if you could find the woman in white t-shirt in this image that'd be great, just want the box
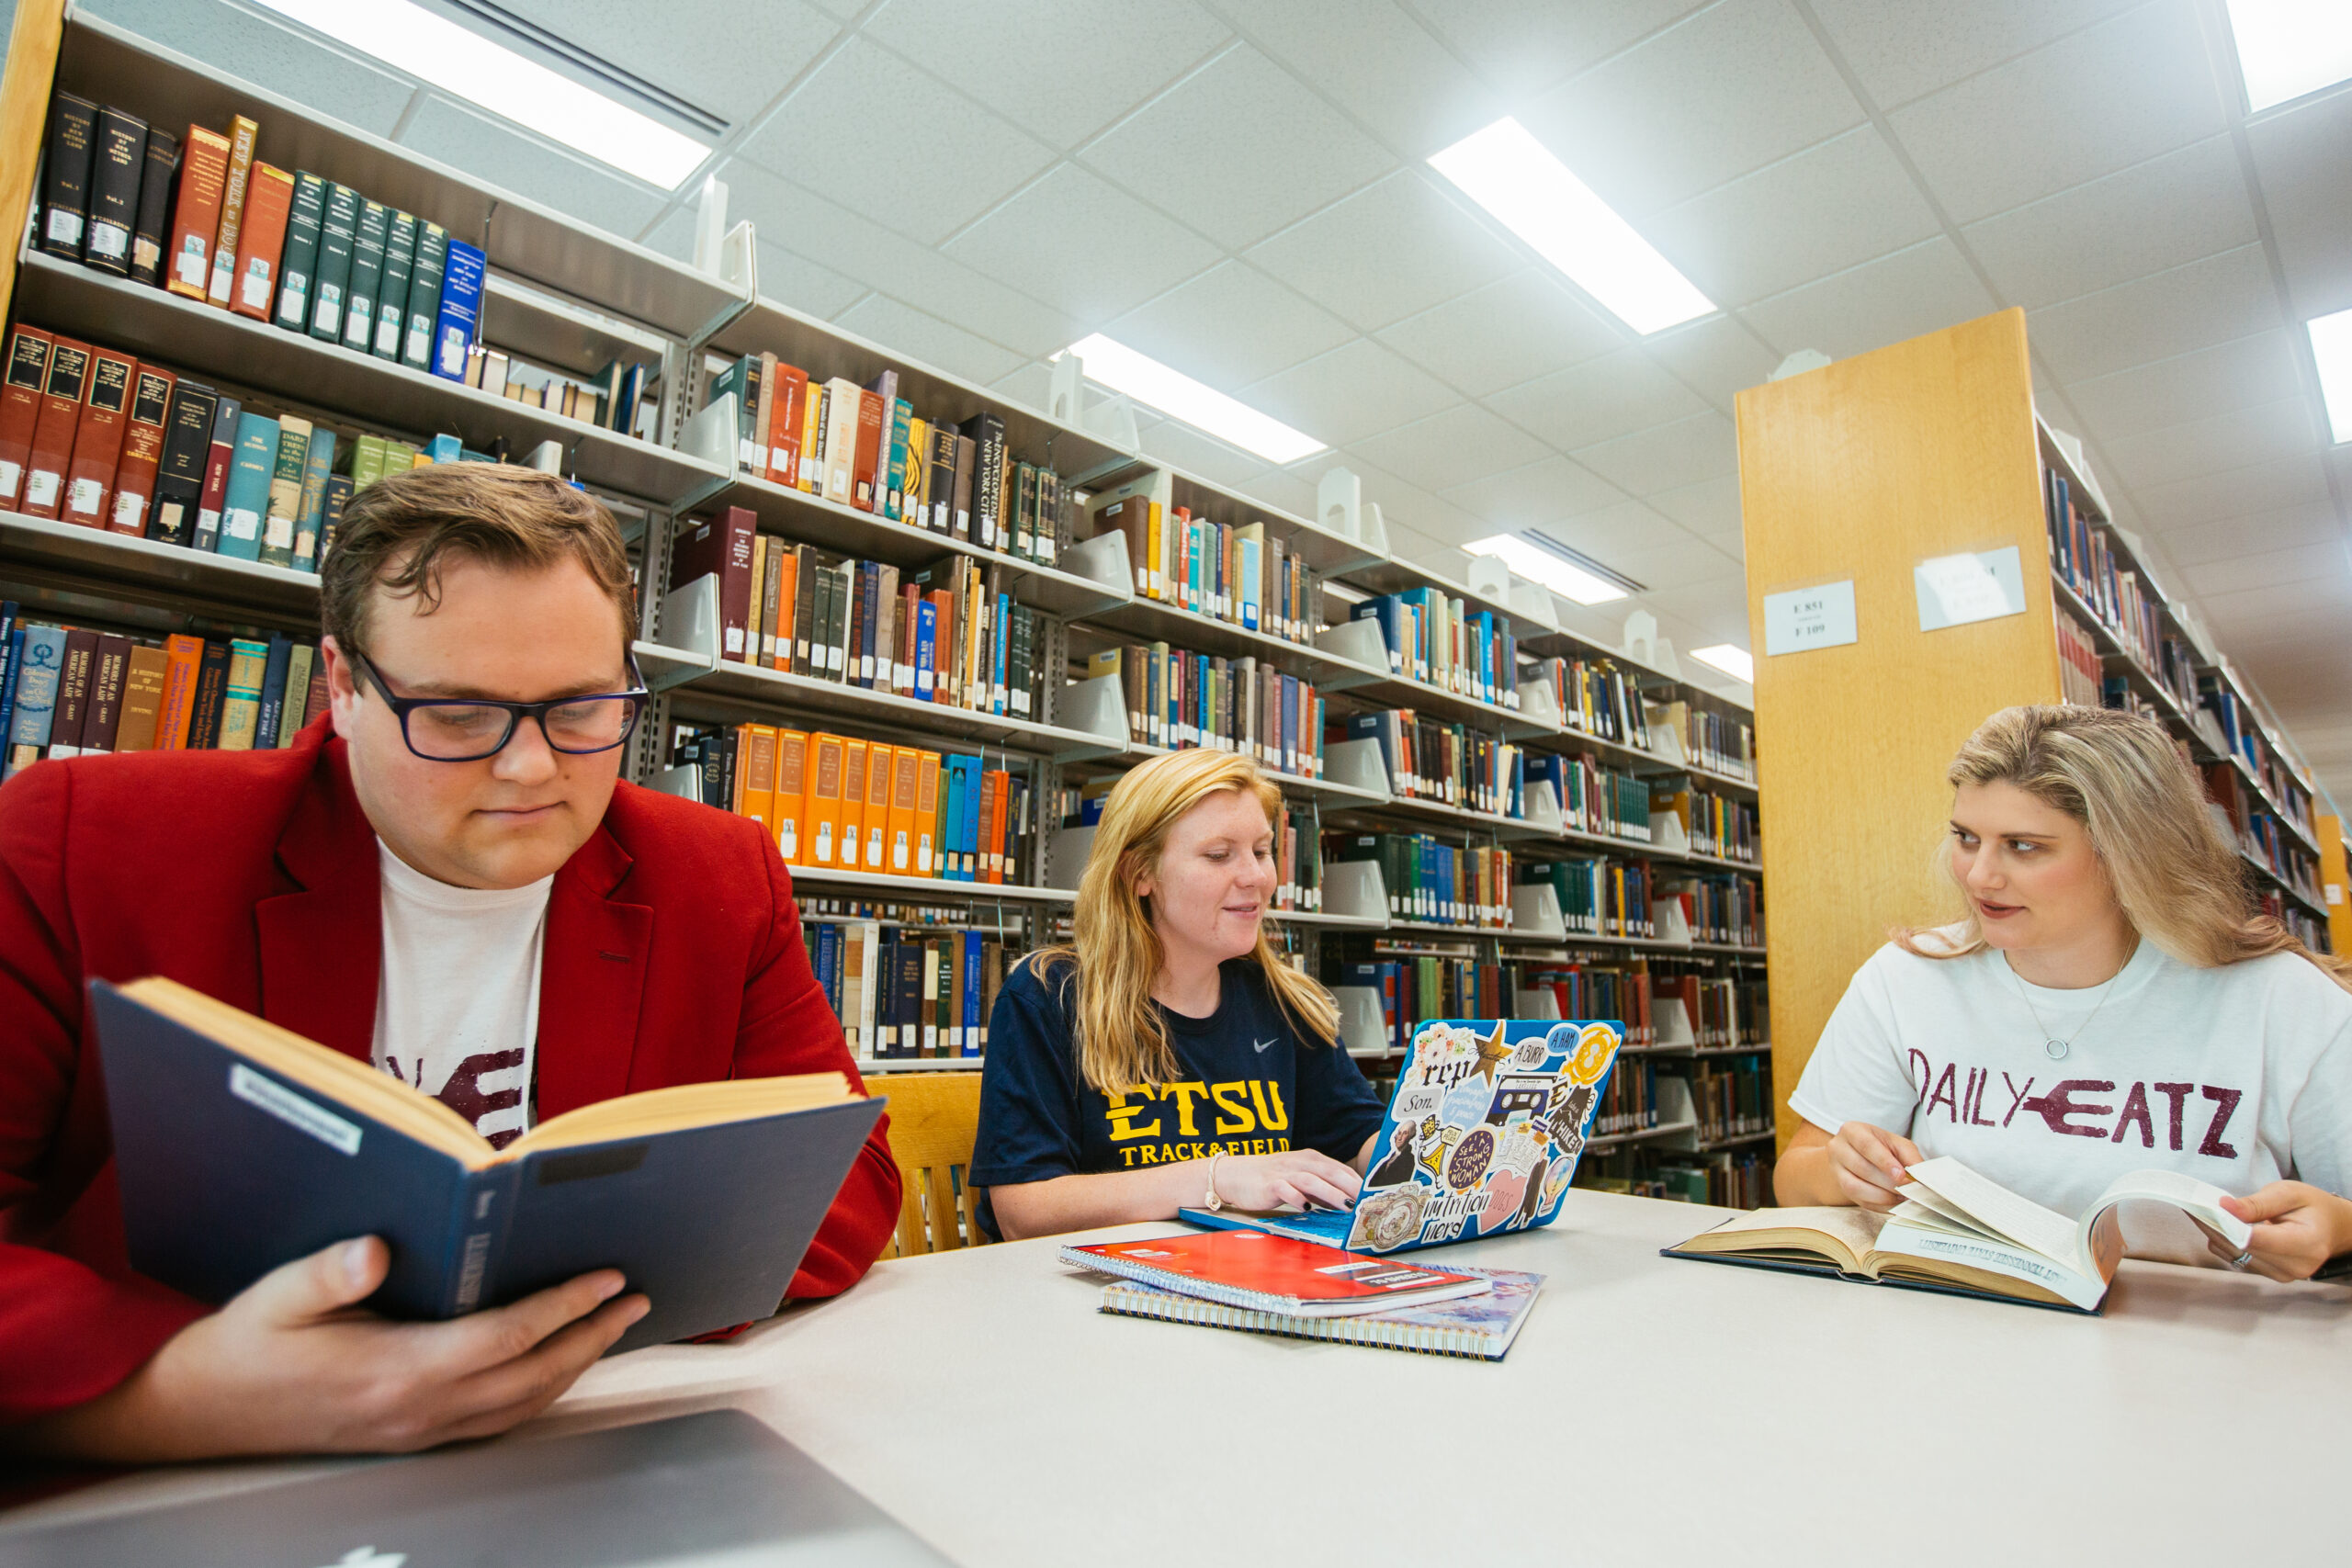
[1776,704,2352,1281]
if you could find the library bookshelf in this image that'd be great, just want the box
[1736,307,2331,1148]
[0,4,1773,1206]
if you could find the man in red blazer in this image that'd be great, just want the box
[0,465,899,1461]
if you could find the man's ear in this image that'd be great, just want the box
[319,636,362,741]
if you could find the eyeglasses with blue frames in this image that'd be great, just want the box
[351,652,650,763]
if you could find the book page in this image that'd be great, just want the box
[514,1073,854,1154]
[1889,1185,1996,1237]
[1675,1205,1885,1273]
[1904,1156,2078,1265]
[1871,1219,2104,1311]
[2075,1168,2252,1278]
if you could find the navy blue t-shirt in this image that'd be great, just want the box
[970,956,1386,1236]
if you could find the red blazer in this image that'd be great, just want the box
[0,716,899,1423]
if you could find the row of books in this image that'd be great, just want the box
[2054,604,2103,708]
[1332,941,1508,1055]
[1686,1059,1770,1145]
[2205,762,2322,902]
[1328,833,1516,930]
[1674,874,1765,948]
[1088,643,1328,781]
[1657,974,1768,1049]
[1533,654,1650,748]
[1656,700,1754,781]
[0,604,321,774]
[1518,957,1658,1047]
[2266,895,2328,953]
[713,356,1068,567]
[456,344,652,440]
[38,94,504,398]
[1522,857,1656,940]
[2199,674,2315,835]
[673,507,1053,724]
[675,723,1038,887]
[1091,477,1328,646]
[1657,784,1758,864]
[1589,1057,1658,1137]
[2045,468,2179,683]
[806,919,1013,1061]
[1348,589,1521,709]
[1340,709,1523,815]
[1532,753,1653,843]
[1645,1151,1770,1210]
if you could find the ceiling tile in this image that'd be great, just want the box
[1807,0,2143,112]
[1532,499,1691,566]
[1962,134,2258,310]
[2178,541,2352,598]
[1411,0,1713,99]
[1437,456,1631,530]
[638,204,693,262]
[1239,340,1461,448]
[1326,456,1493,547]
[1647,473,1745,538]
[1645,127,1941,308]
[1081,43,1396,250]
[2060,330,2309,440]
[2026,244,2284,384]
[713,159,1084,357]
[1626,581,1754,644]
[2131,452,2332,530]
[1227,0,1498,159]
[1247,171,1523,331]
[865,0,1229,150]
[1573,412,1738,495]
[1136,419,1273,490]
[2247,85,2352,318]
[1104,263,1356,389]
[1738,238,1999,362]
[1353,403,1553,492]
[944,164,1222,327]
[2189,568,2352,625]
[2149,500,2344,566]
[2198,595,2352,652]
[492,0,841,128]
[1639,314,1782,407]
[2099,397,2325,491]
[1884,0,2229,225]
[989,360,1057,414]
[1236,468,1320,522]
[1518,0,1866,222]
[83,0,417,136]
[738,37,1055,244]
[398,96,665,239]
[1374,270,1623,397]
[1487,347,1709,449]
[751,242,871,320]
[830,294,1024,386]
[1609,534,1746,591]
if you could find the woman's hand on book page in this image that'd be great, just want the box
[1825,1122,1925,1212]
[1216,1150,1364,1213]
[17,1236,650,1462]
[2216,1183,2352,1281]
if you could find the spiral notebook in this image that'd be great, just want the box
[1098,1266,1544,1359]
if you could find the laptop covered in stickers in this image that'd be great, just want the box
[1180,1018,1623,1254]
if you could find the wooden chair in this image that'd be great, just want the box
[877,1072,988,1258]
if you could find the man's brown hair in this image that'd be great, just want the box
[321,464,638,661]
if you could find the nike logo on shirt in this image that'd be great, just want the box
[1253,1036,1279,1054]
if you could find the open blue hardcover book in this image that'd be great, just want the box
[1182,1018,1622,1254]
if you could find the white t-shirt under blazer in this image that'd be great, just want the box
[1791,926,2352,1220]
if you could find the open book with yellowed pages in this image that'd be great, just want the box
[92,976,887,1352]
[1664,1156,2253,1313]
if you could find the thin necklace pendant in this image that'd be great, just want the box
[2045,1038,2070,1061]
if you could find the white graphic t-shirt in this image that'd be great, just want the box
[1791,927,2352,1221]
[371,840,553,1150]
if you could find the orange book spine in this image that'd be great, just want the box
[887,745,920,874]
[766,364,807,488]
[913,749,941,875]
[808,731,845,868]
[772,728,808,863]
[22,337,92,520]
[228,162,294,321]
[0,326,54,509]
[62,346,136,528]
[153,634,206,749]
[772,548,798,671]
[837,738,869,870]
[164,125,231,302]
[863,741,894,874]
[105,363,175,536]
[986,767,1011,883]
[739,723,778,836]
[976,768,1001,884]
[206,115,260,309]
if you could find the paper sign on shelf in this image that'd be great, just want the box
[1915,546,2026,632]
[1762,581,1858,656]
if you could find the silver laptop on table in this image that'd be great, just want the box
[0,1409,952,1567]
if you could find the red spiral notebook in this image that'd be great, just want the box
[1061,1230,1490,1318]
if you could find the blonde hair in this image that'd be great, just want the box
[1896,705,2350,988]
[1038,749,1340,1094]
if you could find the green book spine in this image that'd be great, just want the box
[261,417,311,570]
[275,172,326,334]
[374,209,417,360]
[353,434,388,491]
[217,637,269,751]
[218,412,279,563]
[310,183,359,342]
[885,398,910,522]
[292,426,336,571]
[403,222,447,371]
[343,199,389,352]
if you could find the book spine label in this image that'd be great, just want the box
[450,1164,526,1316]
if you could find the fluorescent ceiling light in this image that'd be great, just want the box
[1690,644,1754,683]
[2225,0,2352,112]
[1429,118,1713,335]
[2311,308,2352,444]
[1465,536,1626,605]
[1058,334,1326,465]
[252,0,713,188]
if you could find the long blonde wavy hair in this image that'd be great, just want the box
[1896,704,2351,988]
[1038,749,1340,1094]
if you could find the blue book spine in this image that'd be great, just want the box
[914,599,938,701]
[217,412,280,562]
[431,240,487,383]
[956,754,982,879]
[992,592,1010,715]
[962,930,983,1055]
[815,922,839,1013]
[1238,536,1261,632]
[1282,674,1299,776]
[252,634,294,750]
[7,624,69,761]
[939,759,966,882]
[0,614,22,753]
[424,433,463,463]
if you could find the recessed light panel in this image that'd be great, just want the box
[1059,334,1327,465]
[2226,0,2352,112]
[2310,308,2352,444]
[1465,535,1627,605]
[1690,644,1754,683]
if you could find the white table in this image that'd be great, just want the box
[10,1190,2352,1564]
